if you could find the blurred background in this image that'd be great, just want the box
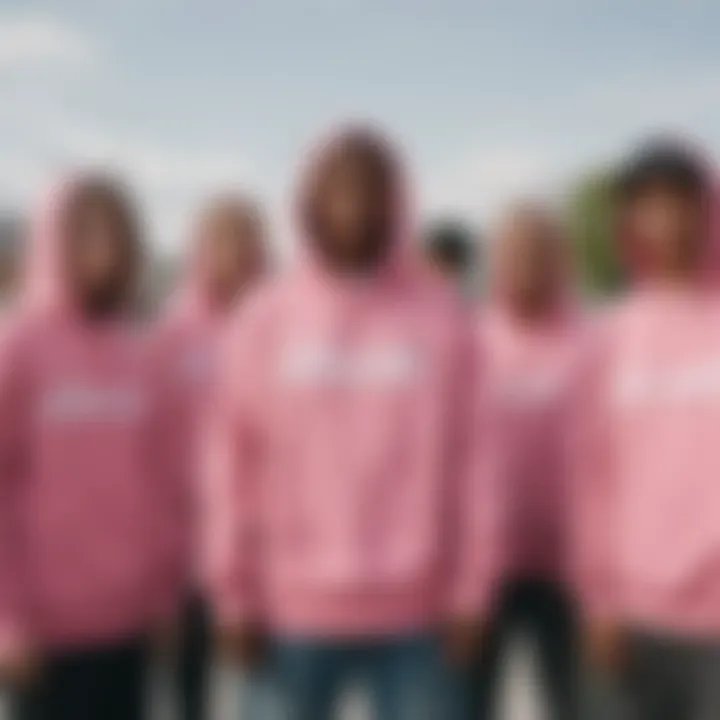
[1,1,717,717]
[2,0,719,304]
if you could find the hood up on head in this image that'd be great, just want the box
[486,199,576,323]
[614,137,720,287]
[293,121,419,284]
[168,194,266,320]
[22,172,140,317]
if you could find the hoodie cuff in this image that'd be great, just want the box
[581,594,618,625]
[214,594,263,629]
[446,582,492,622]
[150,575,186,625]
[0,620,30,664]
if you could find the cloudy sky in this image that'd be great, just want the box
[1,0,719,252]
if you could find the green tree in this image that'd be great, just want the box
[0,212,25,299]
[567,168,624,297]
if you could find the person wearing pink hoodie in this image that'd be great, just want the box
[574,140,720,719]
[0,174,184,720]
[159,195,267,720]
[203,125,498,720]
[462,203,583,720]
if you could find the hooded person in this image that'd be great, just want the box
[573,139,720,719]
[460,201,584,720]
[422,219,478,298]
[202,124,500,720]
[156,194,267,720]
[0,173,185,720]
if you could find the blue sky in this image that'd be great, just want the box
[1,0,720,251]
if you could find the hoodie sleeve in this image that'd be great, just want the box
[146,329,190,623]
[0,321,34,658]
[201,298,267,627]
[446,315,503,620]
[568,322,618,621]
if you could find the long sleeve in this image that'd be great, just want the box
[0,323,33,659]
[201,307,265,627]
[446,320,504,620]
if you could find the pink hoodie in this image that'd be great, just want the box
[155,295,222,594]
[481,218,585,584]
[573,194,720,634]
[482,306,583,584]
[156,204,263,584]
[0,177,184,657]
[203,127,499,637]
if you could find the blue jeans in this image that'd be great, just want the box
[242,633,452,720]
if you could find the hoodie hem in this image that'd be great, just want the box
[265,589,443,638]
[616,592,720,640]
[34,596,156,652]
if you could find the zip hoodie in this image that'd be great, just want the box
[203,127,499,636]
[482,244,583,583]
[0,177,184,657]
[573,184,720,636]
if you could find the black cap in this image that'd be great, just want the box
[615,139,709,202]
[424,220,476,273]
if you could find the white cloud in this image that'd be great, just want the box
[423,144,572,229]
[27,116,259,249]
[579,71,720,153]
[424,66,720,234]
[50,119,255,196]
[0,15,99,71]
[590,74,720,119]
[0,100,260,250]
[0,152,46,211]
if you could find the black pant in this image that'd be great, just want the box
[174,595,211,720]
[11,637,149,720]
[619,630,720,720]
[465,578,578,720]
